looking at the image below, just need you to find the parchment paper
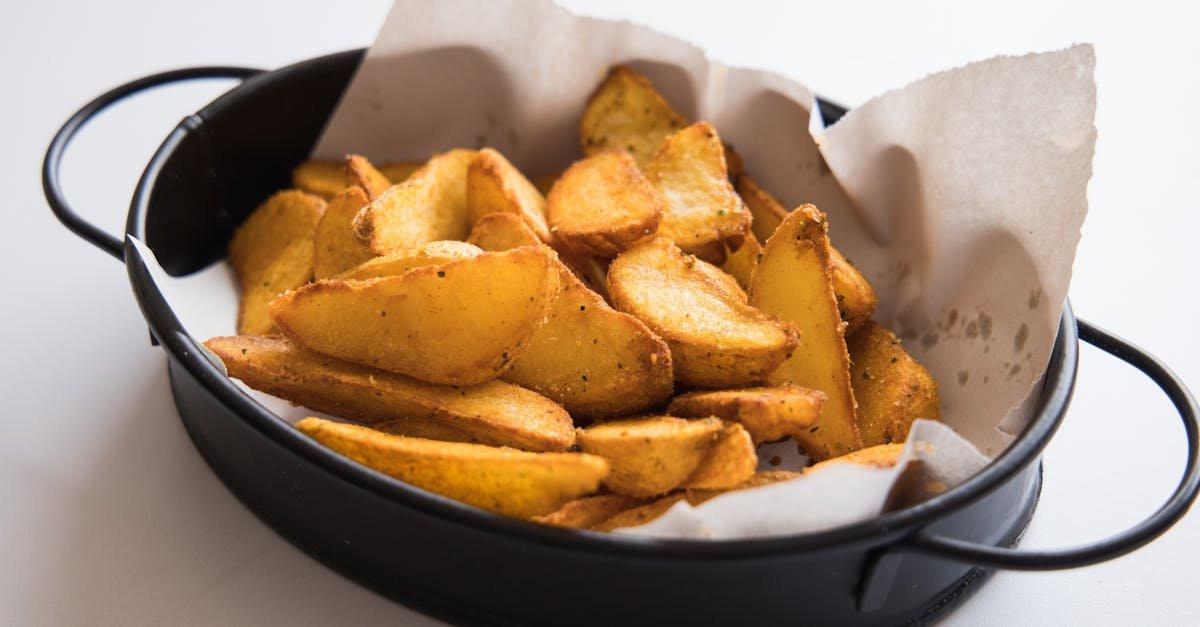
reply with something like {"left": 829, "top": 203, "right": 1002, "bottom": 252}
{"left": 138, "top": 0, "right": 1095, "bottom": 539}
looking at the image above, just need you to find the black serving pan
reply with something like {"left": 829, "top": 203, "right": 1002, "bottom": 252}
{"left": 43, "top": 49, "right": 1200, "bottom": 626}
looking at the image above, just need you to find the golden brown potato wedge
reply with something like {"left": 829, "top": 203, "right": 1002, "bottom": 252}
{"left": 466, "top": 148, "right": 551, "bottom": 241}
{"left": 296, "top": 418, "right": 607, "bottom": 518}
{"left": 736, "top": 175, "right": 787, "bottom": 245}
{"left": 352, "top": 148, "right": 475, "bottom": 255}
{"left": 379, "top": 161, "right": 423, "bottom": 184}
{"left": 229, "top": 190, "right": 326, "bottom": 335}
{"left": 345, "top": 154, "right": 393, "bottom": 200}
{"left": 531, "top": 494, "right": 648, "bottom": 528}
{"left": 547, "top": 150, "right": 663, "bottom": 258}
{"left": 749, "top": 205, "right": 861, "bottom": 460}
{"left": 667, "top": 385, "right": 825, "bottom": 445}
{"left": 503, "top": 258, "right": 674, "bottom": 419}
{"left": 847, "top": 321, "right": 941, "bottom": 446}
{"left": 270, "top": 246, "right": 559, "bottom": 385}
{"left": 592, "top": 470, "right": 802, "bottom": 531}
{"left": 335, "top": 240, "right": 481, "bottom": 280}
{"left": 467, "top": 211, "right": 543, "bottom": 250}
{"left": 804, "top": 443, "right": 905, "bottom": 474}
{"left": 291, "top": 161, "right": 346, "bottom": 200}
{"left": 608, "top": 237, "right": 799, "bottom": 389}
{"left": 681, "top": 422, "right": 756, "bottom": 489}
{"left": 580, "top": 65, "right": 688, "bottom": 168}
{"left": 719, "top": 236, "right": 761, "bottom": 291}
{"left": 577, "top": 416, "right": 723, "bottom": 497}
{"left": 644, "top": 123, "right": 751, "bottom": 263}
{"left": 204, "top": 335, "right": 574, "bottom": 452}
{"left": 313, "top": 187, "right": 374, "bottom": 280}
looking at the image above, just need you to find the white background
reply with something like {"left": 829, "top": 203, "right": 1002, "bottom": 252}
{"left": 3, "top": 0, "right": 1198, "bottom": 624}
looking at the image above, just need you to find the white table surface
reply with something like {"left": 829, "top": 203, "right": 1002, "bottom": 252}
{"left": 4, "top": 1, "right": 1198, "bottom": 624}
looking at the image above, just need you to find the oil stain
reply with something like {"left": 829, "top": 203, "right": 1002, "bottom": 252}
{"left": 921, "top": 333, "right": 939, "bottom": 349}
{"left": 947, "top": 308, "right": 959, "bottom": 328}
{"left": 1014, "top": 323, "right": 1029, "bottom": 352}
{"left": 957, "top": 370, "right": 969, "bottom": 385}
{"left": 965, "top": 320, "right": 979, "bottom": 339}
{"left": 978, "top": 313, "right": 993, "bottom": 341}
{"left": 1028, "top": 288, "right": 1043, "bottom": 310}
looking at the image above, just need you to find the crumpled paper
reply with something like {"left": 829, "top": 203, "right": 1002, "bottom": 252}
{"left": 140, "top": 0, "right": 1095, "bottom": 539}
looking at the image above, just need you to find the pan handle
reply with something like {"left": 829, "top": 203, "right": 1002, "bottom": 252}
{"left": 907, "top": 317, "right": 1200, "bottom": 570}
{"left": 43, "top": 66, "right": 262, "bottom": 262}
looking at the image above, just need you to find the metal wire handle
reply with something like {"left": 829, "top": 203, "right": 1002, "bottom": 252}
{"left": 43, "top": 66, "right": 262, "bottom": 261}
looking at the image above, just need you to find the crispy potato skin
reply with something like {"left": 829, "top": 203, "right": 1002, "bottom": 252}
{"left": 229, "top": 190, "right": 326, "bottom": 335}
{"left": 531, "top": 494, "right": 648, "bottom": 528}
{"left": 577, "top": 416, "right": 723, "bottom": 497}
{"left": 467, "top": 212, "right": 543, "bottom": 250}
{"left": 547, "top": 150, "right": 663, "bottom": 258}
{"left": 345, "top": 154, "right": 394, "bottom": 200}
{"left": 805, "top": 443, "right": 905, "bottom": 474}
{"left": 608, "top": 237, "right": 799, "bottom": 389}
{"left": 335, "top": 240, "right": 481, "bottom": 280}
{"left": 645, "top": 123, "right": 751, "bottom": 263}
{"left": 720, "top": 236, "right": 762, "bottom": 291}
{"left": 296, "top": 418, "right": 607, "bottom": 518}
{"left": 592, "top": 470, "right": 803, "bottom": 531}
{"left": 668, "top": 385, "right": 825, "bottom": 444}
{"left": 291, "top": 161, "right": 346, "bottom": 200}
{"left": 681, "top": 423, "right": 757, "bottom": 489}
{"left": 205, "top": 335, "right": 574, "bottom": 452}
{"left": 467, "top": 148, "right": 551, "bottom": 241}
{"left": 353, "top": 148, "right": 475, "bottom": 255}
{"left": 749, "top": 205, "right": 862, "bottom": 460}
{"left": 736, "top": 175, "right": 787, "bottom": 244}
{"left": 580, "top": 66, "right": 688, "bottom": 168}
{"left": 313, "top": 187, "right": 374, "bottom": 280}
{"left": 378, "top": 161, "right": 422, "bottom": 184}
{"left": 847, "top": 321, "right": 941, "bottom": 446}
{"left": 270, "top": 246, "right": 559, "bottom": 385}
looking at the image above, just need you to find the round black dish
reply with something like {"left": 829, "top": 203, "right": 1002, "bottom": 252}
{"left": 44, "top": 49, "right": 1200, "bottom": 626}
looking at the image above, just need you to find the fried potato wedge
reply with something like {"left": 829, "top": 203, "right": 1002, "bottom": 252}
{"left": 749, "top": 205, "right": 861, "bottom": 460}
{"left": 577, "top": 416, "right": 723, "bottom": 497}
{"left": 205, "top": 335, "right": 574, "bottom": 451}
{"left": 292, "top": 160, "right": 346, "bottom": 200}
{"left": 335, "top": 240, "right": 481, "bottom": 280}
{"left": 547, "top": 150, "right": 663, "bottom": 258}
{"left": 345, "top": 154, "right": 393, "bottom": 200}
{"left": 296, "top": 418, "right": 607, "bottom": 517}
{"left": 313, "top": 187, "right": 374, "bottom": 280}
{"left": 379, "top": 161, "right": 423, "bottom": 184}
{"left": 847, "top": 321, "right": 941, "bottom": 446}
{"left": 352, "top": 148, "right": 475, "bottom": 255}
{"left": 531, "top": 494, "right": 647, "bottom": 529}
{"left": 581, "top": 65, "right": 688, "bottom": 168}
{"left": 737, "top": 175, "right": 877, "bottom": 334}
{"left": 644, "top": 123, "right": 751, "bottom": 263}
{"left": 805, "top": 443, "right": 905, "bottom": 474}
{"left": 504, "top": 258, "right": 674, "bottom": 418}
{"left": 592, "top": 469, "right": 802, "bottom": 531}
{"left": 229, "top": 190, "right": 326, "bottom": 335}
{"left": 667, "top": 385, "right": 825, "bottom": 444}
{"left": 719, "top": 236, "right": 761, "bottom": 292}
{"left": 681, "top": 422, "right": 756, "bottom": 490}
{"left": 467, "top": 211, "right": 543, "bottom": 250}
{"left": 467, "top": 148, "right": 551, "bottom": 241}
{"left": 608, "top": 237, "right": 798, "bottom": 388}
{"left": 271, "top": 246, "right": 559, "bottom": 385}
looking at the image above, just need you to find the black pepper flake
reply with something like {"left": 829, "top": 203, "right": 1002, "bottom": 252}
{"left": 580, "top": 305, "right": 586, "bottom": 311}
{"left": 241, "top": 348, "right": 247, "bottom": 355}
{"left": 437, "top": 271, "right": 445, "bottom": 277}
{"left": 890, "top": 356, "right": 898, "bottom": 364}
{"left": 809, "top": 426, "right": 821, "bottom": 433}
{"left": 581, "top": 375, "right": 588, "bottom": 382}
{"left": 756, "top": 254, "right": 763, "bottom": 262}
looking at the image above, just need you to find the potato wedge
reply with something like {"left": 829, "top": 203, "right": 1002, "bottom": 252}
{"left": 608, "top": 237, "right": 798, "bottom": 388}
{"left": 270, "top": 246, "right": 559, "bottom": 385}
{"left": 205, "top": 335, "right": 574, "bottom": 452}
{"left": 229, "top": 190, "right": 326, "bottom": 335}
{"left": 467, "top": 211, "right": 543, "bottom": 251}
{"left": 531, "top": 494, "right": 647, "bottom": 529}
{"left": 644, "top": 123, "right": 751, "bottom": 263}
{"left": 466, "top": 148, "right": 551, "bottom": 241}
{"left": 592, "top": 469, "right": 802, "bottom": 531}
{"left": 667, "top": 386, "right": 825, "bottom": 444}
{"left": 577, "top": 416, "right": 723, "bottom": 497}
{"left": 547, "top": 150, "right": 663, "bottom": 258}
{"left": 748, "top": 205, "right": 861, "bottom": 460}
{"left": 345, "top": 154, "right": 393, "bottom": 200}
{"left": 292, "top": 160, "right": 346, "bottom": 200}
{"left": 352, "top": 148, "right": 475, "bottom": 255}
{"left": 805, "top": 443, "right": 906, "bottom": 474}
{"left": 580, "top": 65, "right": 688, "bottom": 168}
{"left": 296, "top": 418, "right": 607, "bottom": 518}
{"left": 847, "top": 321, "right": 941, "bottom": 446}
{"left": 737, "top": 175, "right": 877, "bottom": 334}
{"left": 379, "top": 161, "right": 423, "bottom": 184}
{"left": 681, "top": 423, "right": 756, "bottom": 489}
{"left": 313, "top": 187, "right": 374, "bottom": 280}
{"left": 503, "top": 258, "right": 674, "bottom": 418}
{"left": 719, "top": 236, "right": 761, "bottom": 291}
{"left": 335, "top": 240, "right": 481, "bottom": 280}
